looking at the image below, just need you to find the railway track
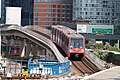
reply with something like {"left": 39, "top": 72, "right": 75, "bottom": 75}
{"left": 71, "top": 57, "right": 100, "bottom": 77}
{"left": 28, "top": 27, "right": 101, "bottom": 77}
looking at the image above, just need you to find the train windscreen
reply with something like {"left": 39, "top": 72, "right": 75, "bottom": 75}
{"left": 70, "top": 38, "right": 83, "bottom": 48}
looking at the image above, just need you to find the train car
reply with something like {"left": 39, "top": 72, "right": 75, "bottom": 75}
{"left": 51, "top": 25, "right": 85, "bottom": 60}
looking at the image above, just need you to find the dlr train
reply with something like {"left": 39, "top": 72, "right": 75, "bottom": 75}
{"left": 51, "top": 25, "right": 85, "bottom": 60}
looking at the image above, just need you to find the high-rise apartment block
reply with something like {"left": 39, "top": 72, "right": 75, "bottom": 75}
{"left": 73, "top": 0, "right": 120, "bottom": 25}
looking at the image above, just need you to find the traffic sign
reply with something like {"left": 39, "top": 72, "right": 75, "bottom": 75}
{"left": 92, "top": 28, "right": 112, "bottom": 34}
{"left": 96, "top": 34, "right": 105, "bottom": 36}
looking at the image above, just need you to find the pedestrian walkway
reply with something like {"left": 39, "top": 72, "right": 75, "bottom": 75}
{"left": 83, "top": 66, "right": 120, "bottom": 80}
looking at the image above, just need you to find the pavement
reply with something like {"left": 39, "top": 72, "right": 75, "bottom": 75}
{"left": 83, "top": 66, "right": 120, "bottom": 80}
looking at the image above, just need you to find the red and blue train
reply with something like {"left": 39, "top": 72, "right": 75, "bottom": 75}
{"left": 51, "top": 25, "right": 85, "bottom": 60}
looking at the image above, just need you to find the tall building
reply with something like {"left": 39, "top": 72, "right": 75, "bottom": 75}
{"left": 73, "top": 0, "right": 120, "bottom": 25}
{"left": 1, "top": 0, "right": 10, "bottom": 24}
{"left": 111, "top": 0, "right": 120, "bottom": 25}
{"left": 9, "top": 0, "right": 34, "bottom": 26}
{"left": 34, "top": 0, "right": 72, "bottom": 27}
{"left": 1, "top": 0, "right": 33, "bottom": 26}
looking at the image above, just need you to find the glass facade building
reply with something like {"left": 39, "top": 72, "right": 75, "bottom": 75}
{"left": 1, "top": 0, "right": 10, "bottom": 24}
{"left": 9, "top": 0, "right": 34, "bottom": 26}
{"left": 34, "top": 0, "right": 72, "bottom": 27}
{"left": 1, "top": 0, "right": 33, "bottom": 26}
{"left": 73, "top": 0, "right": 120, "bottom": 25}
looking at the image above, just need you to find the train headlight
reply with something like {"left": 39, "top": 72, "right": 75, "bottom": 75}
{"left": 81, "top": 49, "right": 84, "bottom": 53}
{"left": 70, "top": 49, "right": 72, "bottom": 52}
{"left": 70, "top": 46, "right": 73, "bottom": 48}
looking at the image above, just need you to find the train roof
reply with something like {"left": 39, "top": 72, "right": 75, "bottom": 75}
{"left": 52, "top": 25, "right": 84, "bottom": 38}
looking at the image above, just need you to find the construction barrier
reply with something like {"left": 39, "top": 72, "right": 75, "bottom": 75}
{"left": 28, "top": 58, "right": 70, "bottom": 75}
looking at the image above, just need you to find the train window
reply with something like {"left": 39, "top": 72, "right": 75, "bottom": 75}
{"left": 70, "top": 38, "right": 83, "bottom": 48}
{"left": 60, "top": 32, "right": 62, "bottom": 46}
{"left": 58, "top": 31, "right": 60, "bottom": 43}
{"left": 52, "top": 28, "right": 55, "bottom": 40}
{"left": 56, "top": 30, "right": 58, "bottom": 41}
{"left": 53, "top": 28, "right": 55, "bottom": 35}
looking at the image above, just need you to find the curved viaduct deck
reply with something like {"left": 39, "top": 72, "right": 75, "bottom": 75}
{"left": 0, "top": 25, "right": 66, "bottom": 63}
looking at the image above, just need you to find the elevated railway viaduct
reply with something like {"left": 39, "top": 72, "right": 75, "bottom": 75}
{"left": 1, "top": 25, "right": 65, "bottom": 63}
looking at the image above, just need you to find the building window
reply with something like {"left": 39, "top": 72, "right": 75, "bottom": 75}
{"left": 57, "top": 14, "right": 60, "bottom": 17}
{"left": 36, "top": 13, "right": 38, "bottom": 16}
{"left": 36, "top": 4, "right": 39, "bottom": 8}
{"left": 62, "top": 18, "right": 65, "bottom": 21}
{"left": 62, "top": 10, "right": 65, "bottom": 13}
{"left": 35, "top": 18, "right": 38, "bottom": 21}
{"left": 62, "top": 14, "right": 65, "bottom": 17}
{"left": 53, "top": 9, "right": 56, "bottom": 12}
{"left": 92, "top": 4, "right": 94, "bottom": 7}
{"left": 53, "top": 22, "right": 56, "bottom": 25}
{"left": 97, "top": 12, "right": 100, "bottom": 15}
{"left": 57, "top": 18, "right": 60, "bottom": 21}
{"left": 58, "top": 9, "right": 60, "bottom": 13}
{"left": 57, "top": 5, "right": 61, "bottom": 8}
{"left": 53, "top": 18, "right": 56, "bottom": 21}
{"left": 53, "top": 5, "right": 56, "bottom": 8}
{"left": 35, "top": 22, "right": 38, "bottom": 25}
{"left": 62, "top": 5, "right": 65, "bottom": 8}
{"left": 36, "top": 9, "right": 38, "bottom": 12}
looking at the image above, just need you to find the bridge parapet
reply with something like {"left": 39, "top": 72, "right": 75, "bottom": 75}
{"left": 85, "top": 49, "right": 106, "bottom": 70}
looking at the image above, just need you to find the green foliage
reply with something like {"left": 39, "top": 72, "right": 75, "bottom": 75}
{"left": 94, "top": 51, "right": 108, "bottom": 61}
{"left": 93, "top": 43, "right": 104, "bottom": 49}
{"left": 108, "top": 47, "right": 118, "bottom": 51}
{"left": 90, "top": 42, "right": 120, "bottom": 61}
{"left": 92, "top": 42, "right": 120, "bottom": 52}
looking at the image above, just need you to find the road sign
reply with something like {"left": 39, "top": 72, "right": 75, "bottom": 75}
{"left": 92, "top": 28, "right": 112, "bottom": 34}
{"left": 96, "top": 34, "right": 105, "bottom": 36}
